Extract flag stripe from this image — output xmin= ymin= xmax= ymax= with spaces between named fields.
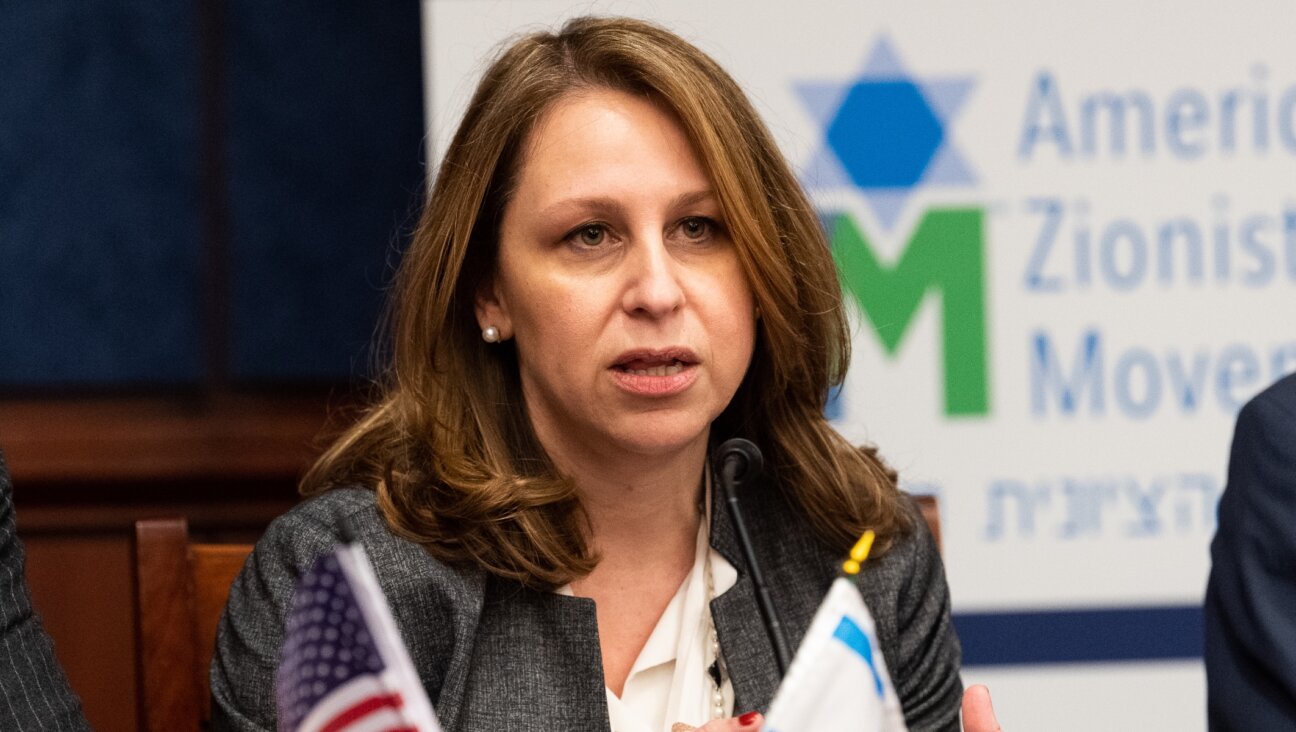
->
xmin=831 ymin=617 xmax=883 ymax=696
xmin=320 ymin=692 xmax=404 ymax=732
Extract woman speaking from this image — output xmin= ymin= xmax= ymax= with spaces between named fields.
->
xmin=212 ymin=16 xmax=996 ymax=732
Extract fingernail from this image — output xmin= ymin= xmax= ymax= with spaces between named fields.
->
xmin=738 ymin=711 xmax=760 ymax=726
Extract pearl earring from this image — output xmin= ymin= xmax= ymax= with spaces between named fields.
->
xmin=482 ymin=326 xmax=501 ymax=343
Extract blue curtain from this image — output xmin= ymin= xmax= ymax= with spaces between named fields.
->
xmin=0 ymin=1 xmax=423 ymax=388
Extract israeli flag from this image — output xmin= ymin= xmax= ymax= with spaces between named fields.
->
xmin=763 ymin=577 xmax=907 ymax=732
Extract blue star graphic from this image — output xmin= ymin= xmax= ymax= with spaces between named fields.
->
xmin=795 ymin=37 xmax=975 ymax=231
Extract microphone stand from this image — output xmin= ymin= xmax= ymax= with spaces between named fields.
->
xmin=714 ymin=438 xmax=793 ymax=678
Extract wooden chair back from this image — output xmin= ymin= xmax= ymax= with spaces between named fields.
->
xmin=133 ymin=518 xmax=253 ymax=732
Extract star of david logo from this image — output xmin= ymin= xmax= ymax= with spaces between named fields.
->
xmin=795 ymin=37 xmax=976 ymax=231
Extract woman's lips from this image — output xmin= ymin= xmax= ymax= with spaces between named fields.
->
xmin=618 ymin=359 xmax=685 ymax=376
xmin=610 ymin=362 xmax=699 ymax=396
xmin=609 ymin=349 xmax=700 ymax=396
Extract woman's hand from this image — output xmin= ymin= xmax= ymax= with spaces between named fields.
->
xmin=671 ymin=711 xmax=763 ymax=732
xmin=962 ymin=684 xmax=1002 ymax=732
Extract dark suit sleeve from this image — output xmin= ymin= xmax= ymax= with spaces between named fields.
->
xmin=877 ymin=500 xmax=962 ymax=732
xmin=1205 ymin=377 xmax=1296 ymax=730
xmin=0 ymin=453 xmax=91 ymax=731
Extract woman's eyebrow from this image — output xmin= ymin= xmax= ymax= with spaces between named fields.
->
xmin=536 ymin=190 xmax=717 ymax=220
xmin=537 ymin=196 xmax=626 ymax=220
xmin=669 ymin=190 xmax=718 ymax=209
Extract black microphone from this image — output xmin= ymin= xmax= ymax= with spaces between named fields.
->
xmin=714 ymin=438 xmax=793 ymax=678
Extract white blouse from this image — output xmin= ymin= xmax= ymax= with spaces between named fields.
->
xmin=560 ymin=522 xmax=738 ymax=732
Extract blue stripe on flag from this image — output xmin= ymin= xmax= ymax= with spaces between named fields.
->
xmin=954 ymin=604 xmax=1203 ymax=666
xmin=831 ymin=617 xmax=884 ymax=696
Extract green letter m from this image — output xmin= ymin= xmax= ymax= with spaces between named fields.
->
xmin=829 ymin=208 xmax=989 ymax=416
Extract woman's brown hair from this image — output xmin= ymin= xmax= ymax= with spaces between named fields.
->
xmin=302 ymin=16 xmax=913 ymax=589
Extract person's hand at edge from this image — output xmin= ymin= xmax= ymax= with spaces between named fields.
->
xmin=962 ymin=684 xmax=1002 ymax=731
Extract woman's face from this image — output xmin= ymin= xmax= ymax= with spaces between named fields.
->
xmin=477 ymin=88 xmax=757 ymax=463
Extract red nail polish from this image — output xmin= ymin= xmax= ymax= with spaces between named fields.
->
xmin=738 ymin=711 xmax=760 ymax=726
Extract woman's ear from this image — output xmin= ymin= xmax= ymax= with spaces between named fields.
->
xmin=474 ymin=276 xmax=513 ymax=342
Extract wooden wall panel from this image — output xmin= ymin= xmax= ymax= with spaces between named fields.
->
xmin=0 ymin=394 xmax=340 ymax=484
xmin=19 ymin=484 xmax=298 ymax=731
xmin=24 ymin=533 xmax=137 ymax=731
xmin=3 ymin=393 xmax=347 ymax=730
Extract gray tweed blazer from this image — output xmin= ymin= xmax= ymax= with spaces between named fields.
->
xmin=211 ymin=478 xmax=961 ymax=731
xmin=0 ymin=451 xmax=91 ymax=731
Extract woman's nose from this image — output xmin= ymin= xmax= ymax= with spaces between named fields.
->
xmin=621 ymin=237 xmax=685 ymax=318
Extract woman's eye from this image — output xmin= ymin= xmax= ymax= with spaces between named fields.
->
xmin=569 ymin=224 xmax=606 ymax=247
xmin=680 ymin=217 xmax=713 ymax=240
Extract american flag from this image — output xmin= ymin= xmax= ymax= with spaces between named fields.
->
xmin=276 ymin=542 xmax=442 ymax=732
